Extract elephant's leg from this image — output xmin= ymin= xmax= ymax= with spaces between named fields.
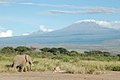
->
xmin=30 ymin=64 xmax=32 ymax=71
xmin=21 ymin=65 xmax=27 ymax=72
xmin=13 ymin=65 xmax=17 ymax=72
xmin=24 ymin=66 xmax=27 ymax=72
xmin=26 ymin=65 xmax=31 ymax=72
xmin=18 ymin=66 xmax=22 ymax=72
xmin=21 ymin=66 xmax=24 ymax=72
xmin=25 ymin=66 xmax=28 ymax=71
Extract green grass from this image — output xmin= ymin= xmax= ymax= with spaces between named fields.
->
xmin=31 ymin=59 xmax=120 ymax=74
xmin=0 ymin=52 xmax=120 ymax=74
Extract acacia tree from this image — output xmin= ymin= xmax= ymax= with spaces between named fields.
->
xmin=40 ymin=47 xmax=51 ymax=53
xmin=103 ymin=52 xmax=111 ymax=57
xmin=1 ymin=46 xmax=15 ymax=54
xmin=58 ymin=47 xmax=69 ymax=54
xmin=40 ymin=47 xmax=69 ymax=54
xmin=84 ymin=50 xmax=111 ymax=56
xmin=68 ymin=51 xmax=79 ymax=56
xmin=15 ymin=46 xmax=31 ymax=53
xmin=48 ymin=48 xmax=58 ymax=54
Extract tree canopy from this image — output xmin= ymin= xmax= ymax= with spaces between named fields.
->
xmin=14 ymin=46 xmax=31 ymax=53
xmin=1 ymin=46 xmax=15 ymax=54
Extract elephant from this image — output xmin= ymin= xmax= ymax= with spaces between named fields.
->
xmin=12 ymin=54 xmax=32 ymax=72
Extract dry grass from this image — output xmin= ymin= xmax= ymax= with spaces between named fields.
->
xmin=0 ymin=55 xmax=120 ymax=74
xmin=31 ymin=58 xmax=120 ymax=74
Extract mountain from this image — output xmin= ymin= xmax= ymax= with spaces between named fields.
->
xmin=31 ymin=30 xmax=47 ymax=35
xmin=0 ymin=20 xmax=120 ymax=46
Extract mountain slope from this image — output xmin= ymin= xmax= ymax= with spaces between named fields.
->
xmin=0 ymin=20 xmax=120 ymax=46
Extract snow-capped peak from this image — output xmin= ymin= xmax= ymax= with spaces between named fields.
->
xmin=75 ymin=20 xmax=120 ymax=30
xmin=75 ymin=20 xmax=96 ymax=23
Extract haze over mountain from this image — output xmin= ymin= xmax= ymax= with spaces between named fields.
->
xmin=0 ymin=20 xmax=120 ymax=47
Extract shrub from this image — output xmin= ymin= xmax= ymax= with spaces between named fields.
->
xmin=15 ymin=46 xmax=31 ymax=53
xmin=1 ymin=46 xmax=15 ymax=54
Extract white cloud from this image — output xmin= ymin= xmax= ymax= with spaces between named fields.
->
xmin=49 ymin=10 xmax=84 ymax=14
xmin=48 ymin=9 xmax=117 ymax=15
xmin=95 ymin=21 xmax=120 ymax=29
xmin=0 ymin=30 xmax=13 ymax=37
xmin=18 ymin=2 xmax=35 ymax=5
xmin=75 ymin=20 xmax=120 ymax=30
xmin=0 ymin=1 xmax=120 ymax=14
xmin=40 ymin=25 xmax=54 ymax=32
xmin=17 ymin=2 xmax=120 ymax=14
xmin=95 ymin=21 xmax=111 ymax=28
xmin=47 ymin=29 xmax=54 ymax=32
xmin=0 ymin=0 xmax=10 ymax=4
xmin=22 ymin=33 xmax=30 ymax=36
xmin=110 ymin=21 xmax=120 ymax=29
xmin=48 ymin=6 xmax=120 ymax=15
xmin=19 ymin=2 xmax=74 ymax=7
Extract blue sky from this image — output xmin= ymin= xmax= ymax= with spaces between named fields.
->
xmin=0 ymin=0 xmax=120 ymax=37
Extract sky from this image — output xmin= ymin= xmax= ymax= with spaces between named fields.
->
xmin=0 ymin=0 xmax=120 ymax=37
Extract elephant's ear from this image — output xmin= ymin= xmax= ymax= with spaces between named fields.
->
xmin=25 ymin=55 xmax=32 ymax=65
xmin=25 ymin=55 xmax=28 ymax=62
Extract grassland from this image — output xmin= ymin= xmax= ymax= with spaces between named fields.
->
xmin=0 ymin=52 xmax=120 ymax=74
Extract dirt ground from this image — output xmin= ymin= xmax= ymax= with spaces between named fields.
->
xmin=0 ymin=71 xmax=120 ymax=80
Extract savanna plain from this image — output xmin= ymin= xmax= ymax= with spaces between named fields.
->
xmin=1 ymin=46 xmax=120 ymax=80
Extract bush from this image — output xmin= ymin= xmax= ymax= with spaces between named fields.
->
xmin=1 ymin=46 xmax=15 ymax=54
xmin=84 ymin=50 xmax=111 ymax=57
xmin=105 ymin=64 xmax=120 ymax=71
xmin=62 ymin=56 xmax=70 ymax=62
xmin=15 ymin=46 xmax=31 ymax=53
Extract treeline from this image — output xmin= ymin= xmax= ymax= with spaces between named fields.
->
xmin=0 ymin=46 xmax=115 ymax=55
xmin=1 ymin=46 xmax=120 ymax=61
xmin=0 ymin=46 xmax=77 ymax=55
xmin=84 ymin=50 xmax=111 ymax=57
xmin=0 ymin=46 xmax=112 ymax=56
xmin=0 ymin=46 xmax=31 ymax=54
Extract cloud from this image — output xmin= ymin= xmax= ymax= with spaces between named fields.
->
xmin=22 ymin=33 xmax=30 ymax=36
xmin=0 ymin=1 xmax=120 ymax=14
xmin=18 ymin=2 xmax=74 ymax=8
xmin=97 ymin=21 xmax=120 ymax=30
xmin=19 ymin=2 xmax=120 ymax=14
xmin=48 ymin=8 xmax=117 ymax=15
xmin=0 ymin=0 xmax=10 ymax=4
xmin=110 ymin=21 xmax=120 ymax=29
xmin=75 ymin=20 xmax=120 ymax=30
xmin=18 ymin=2 xmax=35 ymax=5
xmin=40 ymin=25 xmax=54 ymax=32
xmin=0 ymin=30 xmax=13 ymax=37
xmin=18 ymin=2 xmax=120 ymax=12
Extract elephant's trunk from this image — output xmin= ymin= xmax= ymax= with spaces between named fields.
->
xmin=11 ymin=63 xmax=14 ymax=67
xmin=29 ymin=61 xmax=32 ymax=71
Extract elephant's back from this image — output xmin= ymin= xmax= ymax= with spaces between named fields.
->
xmin=13 ymin=55 xmax=26 ymax=64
